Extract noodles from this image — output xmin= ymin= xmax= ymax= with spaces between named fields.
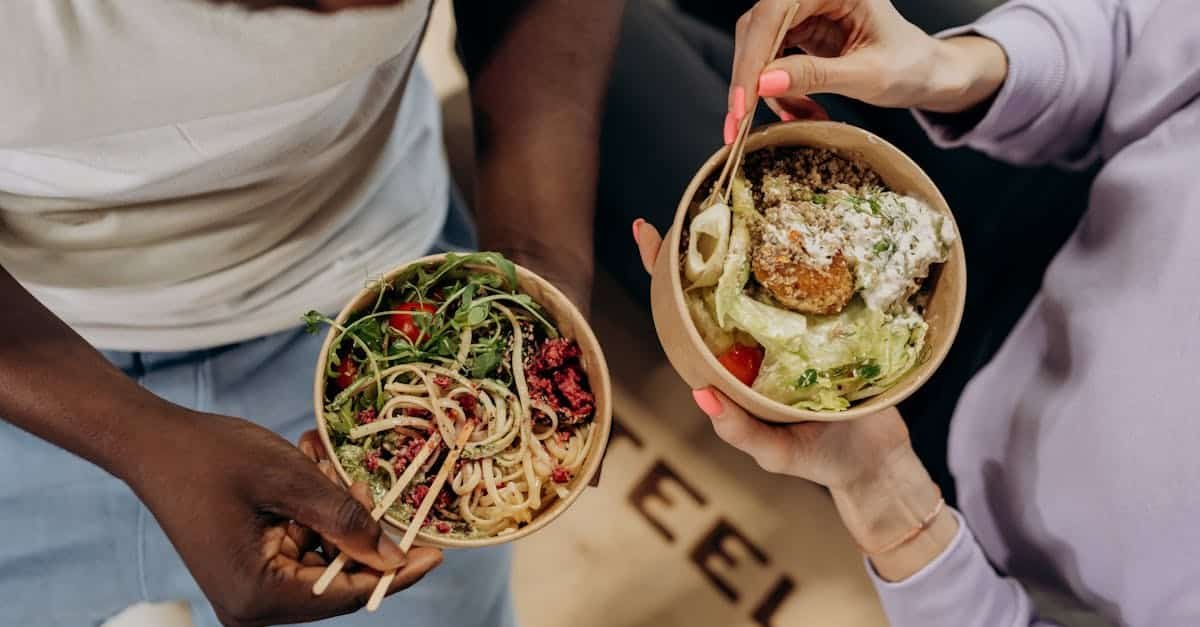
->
xmin=309 ymin=253 xmax=596 ymax=539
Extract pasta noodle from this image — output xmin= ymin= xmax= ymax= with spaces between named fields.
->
xmin=307 ymin=253 xmax=597 ymax=539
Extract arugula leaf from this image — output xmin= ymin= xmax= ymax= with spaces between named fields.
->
xmin=467 ymin=302 xmax=490 ymax=326
xmin=303 ymin=310 xmax=329 ymax=334
xmin=470 ymin=345 xmax=502 ymax=378
xmin=354 ymin=319 xmax=385 ymax=353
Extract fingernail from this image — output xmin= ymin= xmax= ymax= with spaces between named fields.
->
xmin=758 ymin=70 xmax=790 ymax=98
xmin=632 ymin=218 xmax=645 ymax=245
xmin=378 ymin=535 xmax=407 ymax=566
xmin=723 ymin=112 xmax=737 ymax=145
xmin=779 ymin=110 xmax=797 ymax=122
xmin=732 ymin=86 xmax=746 ymax=120
xmin=692 ymin=389 xmax=723 ymax=417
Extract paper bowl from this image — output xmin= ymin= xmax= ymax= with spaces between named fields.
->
xmin=314 ymin=254 xmax=612 ymax=548
xmin=649 ymin=121 xmax=966 ymax=423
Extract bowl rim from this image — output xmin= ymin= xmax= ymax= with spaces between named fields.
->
xmin=662 ymin=120 xmax=966 ymax=422
xmin=313 ymin=252 xmax=613 ymax=548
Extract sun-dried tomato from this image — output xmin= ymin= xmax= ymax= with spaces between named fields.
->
xmin=525 ymin=338 xmax=595 ymax=425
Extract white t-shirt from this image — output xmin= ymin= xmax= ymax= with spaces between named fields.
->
xmin=0 ymin=0 xmax=448 ymax=351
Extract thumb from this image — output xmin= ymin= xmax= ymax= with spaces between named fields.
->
xmin=692 ymin=387 xmax=799 ymax=476
xmin=284 ymin=472 xmax=407 ymax=572
xmin=757 ymin=53 xmax=877 ymax=103
xmin=632 ymin=218 xmax=663 ymax=275
xmin=765 ymin=95 xmax=831 ymax=122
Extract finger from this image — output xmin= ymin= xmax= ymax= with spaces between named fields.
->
xmin=301 ymin=551 xmax=328 ymax=567
xmin=309 ymin=548 xmax=441 ymax=607
xmin=632 ymin=219 xmax=664 ymax=275
xmin=265 ymin=547 xmax=443 ymax=620
xmin=318 ymin=459 xmax=340 ymax=484
xmin=765 ymin=95 xmax=831 ymax=121
xmin=286 ymin=521 xmax=319 ymax=557
xmin=692 ymin=387 xmax=799 ymax=475
xmin=731 ymin=1 xmax=829 ymax=119
xmin=349 ymin=481 xmax=374 ymax=511
xmin=298 ymin=430 xmax=324 ymax=462
xmin=277 ymin=466 xmax=408 ymax=573
xmin=758 ymin=52 xmax=874 ymax=102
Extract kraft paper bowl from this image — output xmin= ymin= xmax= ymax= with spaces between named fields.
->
xmin=315 ymin=253 xmax=612 ymax=548
xmin=649 ymin=121 xmax=966 ymax=423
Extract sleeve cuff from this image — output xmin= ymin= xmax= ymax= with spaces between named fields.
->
xmin=912 ymin=4 xmax=1068 ymax=148
xmin=866 ymin=509 xmax=1035 ymax=627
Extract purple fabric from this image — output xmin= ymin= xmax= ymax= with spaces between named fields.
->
xmin=871 ymin=1 xmax=1200 ymax=625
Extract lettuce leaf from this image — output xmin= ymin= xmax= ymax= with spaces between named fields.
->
xmin=685 ymin=289 xmax=735 ymax=355
xmin=738 ymin=300 xmax=926 ymax=408
xmin=726 ymin=293 xmax=808 ymax=351
xmin=714 ymin=213 xmax=752 ymax=327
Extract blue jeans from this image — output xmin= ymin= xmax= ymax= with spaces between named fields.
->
xmin=0 ymin=198 xmax=516 ymax=627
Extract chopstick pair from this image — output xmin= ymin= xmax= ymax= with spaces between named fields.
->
xmin=365 ymin=422 xmax=474 ymax=611
xmin=707 ymin=2 xmax=803 ymax=208
xmin=310 ymin=423 xmax=476 ymax=613
xmin=310 ymin=431 xmax=442 ymax=597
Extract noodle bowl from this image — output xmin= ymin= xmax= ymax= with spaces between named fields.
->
xmin=310 ymin=253 xmax=611 ymax=548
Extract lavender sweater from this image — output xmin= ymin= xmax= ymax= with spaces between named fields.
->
xmin=870 ymin=1 xmax=1200 ymax=625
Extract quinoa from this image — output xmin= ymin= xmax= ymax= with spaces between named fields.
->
xmin=743 ymin=146 xmax=882 ymax=205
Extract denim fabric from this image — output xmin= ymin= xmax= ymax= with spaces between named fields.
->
xmin=0 ymin=196 xmax=516 ymax=627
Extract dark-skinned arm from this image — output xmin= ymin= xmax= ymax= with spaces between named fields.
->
xmin=454 ymin=0 xmax=626 ymax=313
xmin=0 ymin=266 xmax=441 ymax=624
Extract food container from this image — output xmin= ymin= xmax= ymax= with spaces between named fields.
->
xmin=650 ymin=121 xmax=966 ymax=423
xmin=314 ymin=253 xmax=613 ymax=547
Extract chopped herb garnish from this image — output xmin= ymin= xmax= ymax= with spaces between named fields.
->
xmin=855 ymin=359 xmax=882 ymax=381
xmin=796 ymin=368 xmax=820 ymax=389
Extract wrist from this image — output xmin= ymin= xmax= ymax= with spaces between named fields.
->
xmin=105 ymin=401 xmax=199 ymax=489
xmin=830 ymin=446 xmax=957 ymax=581
xmin=481 ymin=234 xmax=594 ymax=311
xmin=920 ymin=36 xmax=1008 ymax=114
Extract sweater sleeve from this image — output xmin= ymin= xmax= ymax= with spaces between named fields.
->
xmin=0 ymin=0 xmax=423 ymax=149
xmin=912 ymin=0 xmax=1135 ymax=169
xmin=869 ymin=510 xmax=1062 ymax=627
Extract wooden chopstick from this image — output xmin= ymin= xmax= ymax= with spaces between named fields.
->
xmin=721 ymin=2 xmax=803 ymax=205
xmin=365 ymin=422 xmax=476 ymax=612
xmin=311 ymin=432 xmax=444 ymax=596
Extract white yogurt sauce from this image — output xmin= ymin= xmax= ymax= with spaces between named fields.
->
xmin=777 ymin=189 xmax=955 ymax=311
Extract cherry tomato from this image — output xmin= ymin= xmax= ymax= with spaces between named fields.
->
xmin=336 ymin=356 xmax=358 ymax=389
xmin=389 ymin=302 xmax=437 ymax=344
xmin=717 ymin=344 xmax=764 ymax=386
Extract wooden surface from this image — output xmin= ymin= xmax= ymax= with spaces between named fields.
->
xmin=650 ymin=121 xmax=967 ymax=423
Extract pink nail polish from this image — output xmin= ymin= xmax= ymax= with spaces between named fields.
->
xmin=692 ymin=389 xmax=723 ymax=417
xmin=758 ymin=70 xmax=790 ymax=98
xmin=723 ymin=112 xmax=737 ymax=145
xmin=779 ymin=110 xmax=797 ymax=122
xmin=632 ymin=218 xmax=645 ymax=245
xmin=732 ymin=86 xmax=746 ymax=120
